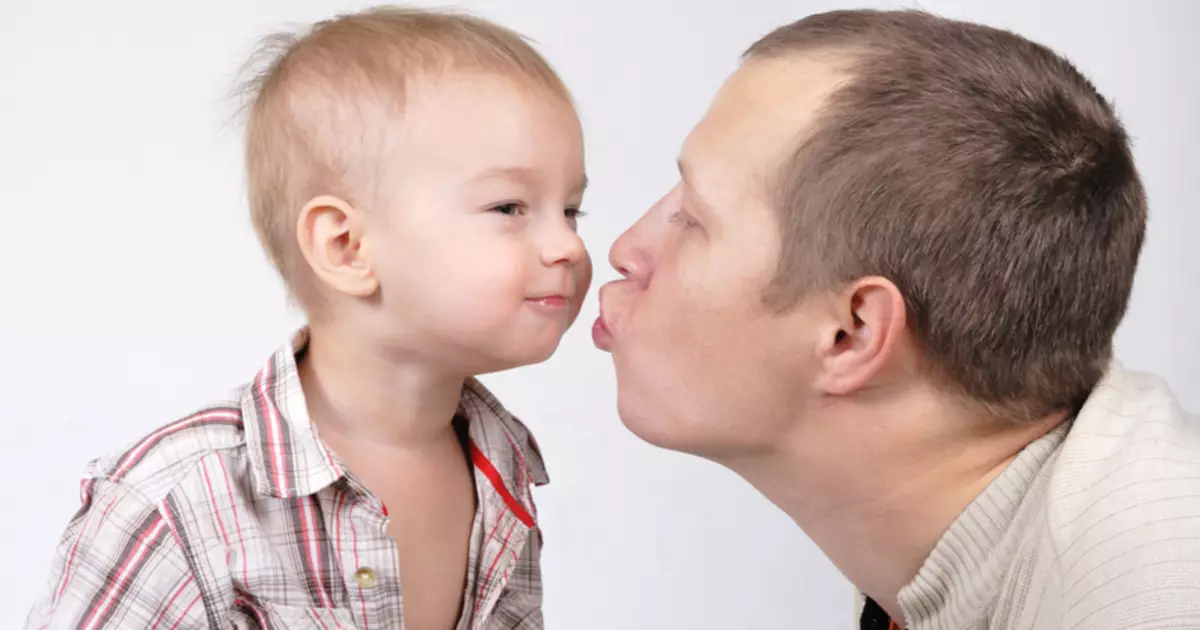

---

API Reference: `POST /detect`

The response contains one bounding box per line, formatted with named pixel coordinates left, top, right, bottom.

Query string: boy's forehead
left=379, top=71, right=584, bottom=185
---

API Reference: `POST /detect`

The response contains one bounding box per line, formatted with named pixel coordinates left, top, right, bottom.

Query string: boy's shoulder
left=84, top=389, right=250, bottom=502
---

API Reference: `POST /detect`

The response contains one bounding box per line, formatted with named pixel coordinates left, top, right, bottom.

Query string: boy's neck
left=298, top=324, right=466, bottom=449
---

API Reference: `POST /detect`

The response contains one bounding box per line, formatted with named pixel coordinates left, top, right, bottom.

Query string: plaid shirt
left=25, top=330, right=549, bottom=630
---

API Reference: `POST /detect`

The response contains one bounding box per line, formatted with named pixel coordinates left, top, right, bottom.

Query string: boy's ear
left=296, top=195, right=379, bottom=298
left=812, top=276, right=907, bottom=395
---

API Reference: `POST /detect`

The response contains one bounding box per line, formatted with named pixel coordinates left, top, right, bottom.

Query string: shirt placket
left=326, top=484, right=402, bottom=630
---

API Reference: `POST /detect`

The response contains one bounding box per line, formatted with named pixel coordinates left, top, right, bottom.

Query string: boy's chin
left=466, top=337, right=563, bottom=376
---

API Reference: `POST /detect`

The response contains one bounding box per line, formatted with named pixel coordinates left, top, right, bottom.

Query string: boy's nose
left=541, top=224, right=587, bottom=267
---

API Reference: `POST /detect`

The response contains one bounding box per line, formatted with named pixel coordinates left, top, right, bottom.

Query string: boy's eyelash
left=489, top=203, right=586, bottom=220
left=491, top=202, right=524, bottom=216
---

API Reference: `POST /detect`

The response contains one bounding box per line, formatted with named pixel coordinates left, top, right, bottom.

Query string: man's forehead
left=686, top=54, right=850, bottom=179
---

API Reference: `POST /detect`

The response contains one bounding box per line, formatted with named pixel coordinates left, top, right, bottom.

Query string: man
left=593, top=9, right=1200, bottom=630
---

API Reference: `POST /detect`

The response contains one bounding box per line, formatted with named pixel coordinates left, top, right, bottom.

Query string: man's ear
left=295, top=195, right=379, bottom=298
left=813, top=276, right=907, bottom=395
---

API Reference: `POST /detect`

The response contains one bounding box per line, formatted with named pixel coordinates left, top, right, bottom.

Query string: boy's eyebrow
left=469, top=166, right=589, bottom=196
left=471, top=166, right=538, bottom=184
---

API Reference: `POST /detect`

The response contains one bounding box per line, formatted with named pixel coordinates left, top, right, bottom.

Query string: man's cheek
left=642, top=291, right=691, bottom=340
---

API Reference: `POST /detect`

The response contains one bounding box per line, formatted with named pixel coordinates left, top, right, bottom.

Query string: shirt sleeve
left=24, top=478, right=208, bottom=630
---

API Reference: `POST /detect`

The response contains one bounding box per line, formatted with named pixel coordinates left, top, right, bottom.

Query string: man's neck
left=720, top=389, right=1064, bottom=626
left=298, top=323, right=467, bottom=451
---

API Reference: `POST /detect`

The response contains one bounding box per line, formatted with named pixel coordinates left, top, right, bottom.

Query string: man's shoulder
left=1052, top=363, right=1200, bottom=502
left=85, top=392, right=250, bottom=502
left=1040, top=363, right=1200, bottom=620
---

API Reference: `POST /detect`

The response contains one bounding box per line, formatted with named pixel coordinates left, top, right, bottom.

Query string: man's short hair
left=746, top=10, right=1146, bottom=421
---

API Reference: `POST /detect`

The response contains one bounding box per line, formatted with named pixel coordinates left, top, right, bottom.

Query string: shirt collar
left=241, top=328, right=549, bottom=508
left=241, top=328, right=344, bottom=498
left=461, top=376, right=550, bottom=526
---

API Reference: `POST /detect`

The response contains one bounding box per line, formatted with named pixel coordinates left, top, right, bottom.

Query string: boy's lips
left=526, top=295, right=570, bottom=310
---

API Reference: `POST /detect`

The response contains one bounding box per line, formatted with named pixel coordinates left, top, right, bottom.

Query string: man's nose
left=608, top=225, right=645, bottom=282
left=610, top=189, right=674, bottom=285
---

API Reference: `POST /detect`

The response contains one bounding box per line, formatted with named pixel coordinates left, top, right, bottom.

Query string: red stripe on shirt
left=471, top=511, right=505, bottom=621
left=149, top=576, right=194, bottom=629
left=318, top=441, right=341, bottom=477
left=308, top=608, right=333, bottom=630
left=470, top=441, right=534, bottom=527
left=473, top=516, right=521, bottom=623
left=254, top=358, right=292, bottom=495
left=167, top=593, right=203, bottom=630
left=79, top=513, right=169, bottom=630
left=79, top=478, right=95, bottom=505
left=214, top=454, right=250, bottom=588
left=159, top=493, right=220, bottom=630
left=300, top=495, right=334, bottom=607
left=200, top=458, right=230, bottom=545
left=234, top=597, right=271, bottom=629
left=110, top=410, right=241, bottom=482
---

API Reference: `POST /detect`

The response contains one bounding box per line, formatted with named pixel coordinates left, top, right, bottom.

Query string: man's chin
left=616, top=399, right=703, bottom=454
left=615, top=396, right=773, bottom=461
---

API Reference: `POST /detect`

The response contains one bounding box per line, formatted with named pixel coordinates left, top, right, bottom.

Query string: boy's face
left=363, top=72, right=591, bottom=375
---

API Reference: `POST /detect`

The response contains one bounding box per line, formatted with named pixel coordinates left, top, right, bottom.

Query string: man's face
left=595, top=56, right=845, bottom=457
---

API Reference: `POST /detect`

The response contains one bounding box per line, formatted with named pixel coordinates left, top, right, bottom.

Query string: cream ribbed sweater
left=853, top=361, right=1200, bottom=629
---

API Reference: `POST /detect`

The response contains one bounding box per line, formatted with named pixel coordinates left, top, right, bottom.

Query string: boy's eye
left=490, top=203, right=523, bottom=216
left=565, top=207, right=586, bottom=220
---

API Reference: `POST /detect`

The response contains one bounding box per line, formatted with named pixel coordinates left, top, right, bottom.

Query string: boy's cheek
left=573, top=256, right=594, bottom=312
left=577, top=251, right=594, bottom=294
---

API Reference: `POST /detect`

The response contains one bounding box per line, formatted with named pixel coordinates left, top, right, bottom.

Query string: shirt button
left=354, top=567, right=377, bottom=589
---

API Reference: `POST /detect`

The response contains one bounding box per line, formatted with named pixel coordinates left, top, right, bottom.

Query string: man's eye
left=669, top=210, right=698, bottom=228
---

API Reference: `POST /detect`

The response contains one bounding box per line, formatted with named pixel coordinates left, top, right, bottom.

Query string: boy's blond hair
left=237, top=5, right=571, bottom=307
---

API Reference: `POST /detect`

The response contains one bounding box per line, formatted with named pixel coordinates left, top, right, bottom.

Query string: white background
left=2, top=1, right=1197, bottom=627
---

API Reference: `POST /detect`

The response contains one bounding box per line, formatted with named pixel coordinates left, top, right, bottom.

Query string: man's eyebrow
left=676, top=158, right=692, bottom=186
left=677, top=157, right=713, bottom=214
